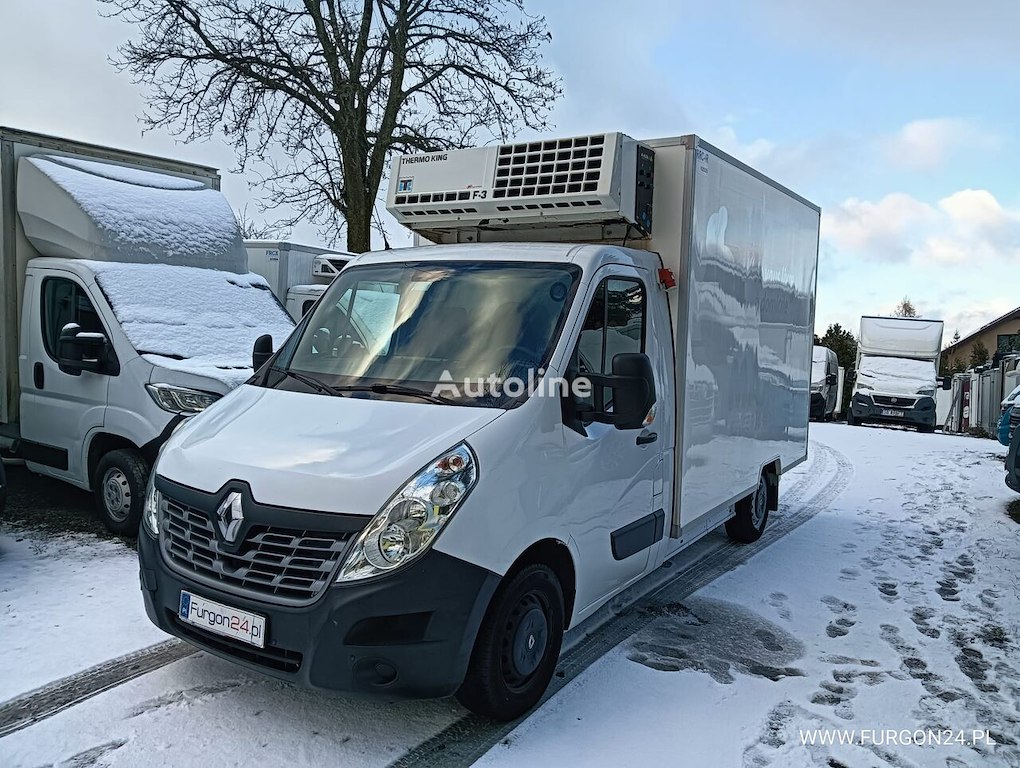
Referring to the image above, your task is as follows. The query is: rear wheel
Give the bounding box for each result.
[726,474,769,543]
[94,449,149,536]
[456,564,564,721]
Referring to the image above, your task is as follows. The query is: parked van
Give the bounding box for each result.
[138,133,820,720]
[810,346,839,421]
[0,128,293,533]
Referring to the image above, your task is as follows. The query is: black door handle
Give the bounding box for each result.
[34,362,44,390]
[636,430,658,445]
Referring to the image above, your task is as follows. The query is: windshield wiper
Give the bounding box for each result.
[332,383,456,405]
[272,367,343,397]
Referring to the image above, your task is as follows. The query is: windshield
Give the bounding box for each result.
[89,261,294,388]
[811,361,827,384]
[271,261,581,407]
[858,354,935,389]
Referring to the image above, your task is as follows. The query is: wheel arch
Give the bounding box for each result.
[760,457,781,512]
[86,432,141,490]
[500,538,577,625]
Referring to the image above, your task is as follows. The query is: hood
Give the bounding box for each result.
[857,356,936,396]
[156,385,503,515]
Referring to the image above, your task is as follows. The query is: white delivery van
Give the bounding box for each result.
[0,128,294,533]
[245,240,353,320]
[138,133,820,720]
[848,316,945,431]
[810,345,839,421]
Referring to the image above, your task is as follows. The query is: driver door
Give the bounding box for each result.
[20,274,110,482]
[560,266,663,613]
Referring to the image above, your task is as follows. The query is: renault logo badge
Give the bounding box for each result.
[215,491,244,543]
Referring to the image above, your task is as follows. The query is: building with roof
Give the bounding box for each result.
[942,307,1020,369]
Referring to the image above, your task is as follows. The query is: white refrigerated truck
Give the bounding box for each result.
[0,127,293,533]
[244,240,354,320]
[138,132,820,720]
[848,316,945,431]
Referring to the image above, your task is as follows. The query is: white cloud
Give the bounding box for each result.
[822,193,935,261]
[882,118,999,171]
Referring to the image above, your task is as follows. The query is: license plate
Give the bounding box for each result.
[881,409,905,418]
[179,591,266,648]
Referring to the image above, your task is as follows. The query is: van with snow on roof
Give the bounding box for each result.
[848,316,945,432]
[138,133,820,720]
[0,128,293,534]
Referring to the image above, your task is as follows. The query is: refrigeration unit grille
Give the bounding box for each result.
[493,134,605,200]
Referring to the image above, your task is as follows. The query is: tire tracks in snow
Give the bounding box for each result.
[389,440,854,768]
[0,639,196,738]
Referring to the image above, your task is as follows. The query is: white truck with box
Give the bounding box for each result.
[848,315,945,431]
[0,127,293,533]
[244,240,353,320]
[137,132,820,720]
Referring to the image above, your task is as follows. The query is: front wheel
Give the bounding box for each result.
[726,474,769,543]
[94,449,149,536]
[456,564,565,721]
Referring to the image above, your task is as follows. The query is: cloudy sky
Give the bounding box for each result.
[1,0,1017,338]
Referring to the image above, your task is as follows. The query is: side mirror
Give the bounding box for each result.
[57,323,109,375]
[826,373,838,385]
[585,353,656,430]
[940,376,953,391]
[253,334,274,371]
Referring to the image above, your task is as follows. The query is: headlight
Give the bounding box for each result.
[142,472,163,538]
[810,385,822,393]
[856,382,873,391]
[146,384,220,414]
[336,443,478,582]
[917,387,936,397]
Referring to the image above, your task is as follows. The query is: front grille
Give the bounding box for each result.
[161,497,352,605]
[169,611,302,673]
[873,395,917,408]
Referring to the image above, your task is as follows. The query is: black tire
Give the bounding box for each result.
[917,424,936,433]
[94,449,149,535]
[726,474,769,543]
[456,564,565,721]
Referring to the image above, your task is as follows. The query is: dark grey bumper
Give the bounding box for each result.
[850,393,936,428]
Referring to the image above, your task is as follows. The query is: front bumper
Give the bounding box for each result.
[810,392,826,419]
[850,393,936,428]
[138,493,500,698]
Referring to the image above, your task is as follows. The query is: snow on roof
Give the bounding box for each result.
[87,261,294,388]
[19,155,246,272]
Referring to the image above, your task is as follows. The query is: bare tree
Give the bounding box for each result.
[235,204,291,240]
[101,0,560,252]
[893,296,918,317]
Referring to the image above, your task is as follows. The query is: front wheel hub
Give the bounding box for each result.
[505,595,549,684]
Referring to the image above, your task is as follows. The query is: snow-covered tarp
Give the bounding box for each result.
[17,154,246,272]
[88,261,294,388]
[858,317,943,359]
[857,354,936,395]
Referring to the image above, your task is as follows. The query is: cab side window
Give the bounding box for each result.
[571,277,646,413]
[41,278,105,360]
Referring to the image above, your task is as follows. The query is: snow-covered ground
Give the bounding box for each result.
[2,423,1019,767]
[0,533,165,701]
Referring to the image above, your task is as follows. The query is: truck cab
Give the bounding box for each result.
[1,130,293,533]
